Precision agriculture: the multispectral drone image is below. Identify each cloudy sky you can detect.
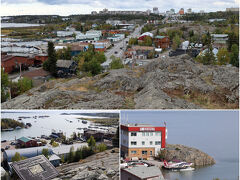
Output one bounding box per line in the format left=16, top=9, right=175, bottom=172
left=1, top=0, right=239, bottom=16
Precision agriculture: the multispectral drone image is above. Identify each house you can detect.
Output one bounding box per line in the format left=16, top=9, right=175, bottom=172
left=17, top=137, right=38, bottom=148
left=154, top=36, right=170, bottom=49
left=138, top=32, right=153, bottom=41
left=121, top=166, right=165, bottom=180
left=56, top=60, right=77, bottom=77
left=84, top=130, right=105, bottom=141
left=34, top=54, right=48, bottom=65
left=132, top=46, right=155, bottom=59
left=211, top=34, right=228, bottom=48
left=121, top=124, right=167, bottom=160
left=70, top=45, right=87, bottom=56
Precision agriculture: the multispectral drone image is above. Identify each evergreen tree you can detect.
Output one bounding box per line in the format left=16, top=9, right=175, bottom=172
left=1, top=68, right=9, bottom=102
left=87, top=136, right=96, bottom=151
left=112, top=126, right=119, bottom=147
left=230, top=44, right=239, bottom=67
left=42, top=148, right=49, bottom=159
left=44, top=42, right=57, bottom=76
left=217, top=47, right=230, bottom=65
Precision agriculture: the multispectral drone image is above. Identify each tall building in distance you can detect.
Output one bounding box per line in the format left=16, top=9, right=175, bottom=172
left=187, top=8, right=192, bottom=14
left=153, top=7, right=159, bottom=14
left=170, top=8, right=175, bottom=14
left=179, top=8, right=184, bottom=15
left=226, top=7, right=239, bottom=12
left=146, top=9, right=151, bottom=15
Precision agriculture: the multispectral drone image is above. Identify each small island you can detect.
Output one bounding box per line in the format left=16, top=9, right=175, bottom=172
left=1, top=118, right=25, bottom=131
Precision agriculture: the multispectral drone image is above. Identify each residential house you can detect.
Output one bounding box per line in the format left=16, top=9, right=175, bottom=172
left=70, top=45, right=87, bottom=56
left=56, top=60, right=77, bottom=77
left=49, top=154, right=61, bottom=167
left=138, top=32, right=153, bottom=41
left=132, top=46, right=155, bottom=59
left=154, top=36, right=170, bottom=49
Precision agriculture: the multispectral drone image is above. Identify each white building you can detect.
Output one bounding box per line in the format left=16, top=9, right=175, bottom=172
left=121, top=124, right=167, bottom=160
left=153, top=7, right=159, bottom=14
left=76, top=30, right=102, bottom=41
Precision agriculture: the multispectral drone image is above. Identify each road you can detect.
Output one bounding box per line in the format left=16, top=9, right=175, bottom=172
left=101, top=25, right=143, bottom=67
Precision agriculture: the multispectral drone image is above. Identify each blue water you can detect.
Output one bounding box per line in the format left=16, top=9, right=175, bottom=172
left=120, top=110, right=239, bottom=180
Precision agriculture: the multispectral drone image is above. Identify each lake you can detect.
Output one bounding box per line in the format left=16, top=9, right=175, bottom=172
left=1, top=110, right=119, bottom=141
left=121, top=110, right=239, bottom=180
left=1, top=23, right=45, bottom=28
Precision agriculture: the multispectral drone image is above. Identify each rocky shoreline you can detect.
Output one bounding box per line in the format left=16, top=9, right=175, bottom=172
left=160, top=144, right=216, bottom=166
left=2, top=54, right=238, bottom=109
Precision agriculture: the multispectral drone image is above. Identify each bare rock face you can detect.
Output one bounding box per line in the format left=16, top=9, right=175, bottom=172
left=2, top=54, right=239, bottom=109
left=162, top=144, right=216, bottom=166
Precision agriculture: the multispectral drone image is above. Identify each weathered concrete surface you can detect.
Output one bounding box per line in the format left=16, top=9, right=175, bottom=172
left=2, top=54, right=238, bottom=109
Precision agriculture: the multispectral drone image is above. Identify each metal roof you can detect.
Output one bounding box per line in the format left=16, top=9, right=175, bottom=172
left=18, top=136, right=33, bottom=143
left=11, top=155, right=59, bottom=180
left=52, top=143, right=88, bottom=155
left=49, top=154, right=61, bottom=161
left=122, top=166, right=164, bottom=179
left=155, top=35, right=166, bottom=39
left=4, top=146, right=53, bottom=162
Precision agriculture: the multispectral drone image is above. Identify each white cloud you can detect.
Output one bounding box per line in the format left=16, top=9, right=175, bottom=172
left=1, top=0, right=239, bottom=16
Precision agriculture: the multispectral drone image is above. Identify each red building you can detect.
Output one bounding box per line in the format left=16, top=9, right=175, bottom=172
left=34, top=54, right=48, bottom=65
left=121, top=124, right=167, bottom=160
left=179, top=8, right=184, bottom=15
left=154, top=36, right=170, bottom=49
left=1, top=54, right=34, bottom=73
left=17, top=137, right=38, bottom=148
left=138, top=32, right=153, bottom=41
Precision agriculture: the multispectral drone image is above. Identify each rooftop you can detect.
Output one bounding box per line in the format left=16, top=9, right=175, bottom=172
left=18, top=136, right=33, bottom=143
left=132, top=46, right=155, bottom=51
left=122, top=166, right=164, bottom=179
left=11, top=155, right=59, bottom=180
left=155, top=35, right=167, bottom=39
left=56, top=60, right=75, bottom=68
left=52, top=143, right=88, bottom=155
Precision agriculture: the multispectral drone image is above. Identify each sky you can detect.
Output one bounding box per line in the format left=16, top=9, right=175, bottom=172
left=1, top=0, right=239, bottom=16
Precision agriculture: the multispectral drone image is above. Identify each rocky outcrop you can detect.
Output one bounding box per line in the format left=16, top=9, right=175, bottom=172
left=162, top=144, right=215, bottom=166
left=2, top=54, right=238, bottom=109
left=54, top=148, right=119, bottom=180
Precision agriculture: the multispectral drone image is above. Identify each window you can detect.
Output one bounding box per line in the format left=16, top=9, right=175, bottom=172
left=155, top=141, right=161, bottom=145
left=150, top=132, right=153, bottom=136
left=131, top=141, right=137, bottom=145
left=131, top=132, right=137, bottom=136
left=146, top=132, right=149, bottom=136
left=131, top=151, right=137, bottom=154
left=142, top=132, right=145, bottom=136
left=142, top=151, right=147, bottom=155
left=150, top=151, right=152, bottom=155
left=150, top=141, right=153, bottom=145
left=142, top=141, right=145, bottom=145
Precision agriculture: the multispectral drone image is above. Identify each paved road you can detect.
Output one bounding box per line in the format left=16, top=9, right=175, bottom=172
left=101, top=25, right=143, bottom=67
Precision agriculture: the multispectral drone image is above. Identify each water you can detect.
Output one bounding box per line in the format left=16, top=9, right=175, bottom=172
left=1, top=23, right=45, bottom=28
left=121, top=110, right=239, bottom=180
left=1, top=110, right=118, bottom=141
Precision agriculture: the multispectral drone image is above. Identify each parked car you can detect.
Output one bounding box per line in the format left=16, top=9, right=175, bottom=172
left=114, top=51, right=118, bottom=54
left=5, top=146, right=10, bottom=150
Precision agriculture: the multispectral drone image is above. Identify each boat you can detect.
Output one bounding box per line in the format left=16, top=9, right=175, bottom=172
left=82, top=120, right=87, bottom=124
left=163, top=160, right=194, bottom=171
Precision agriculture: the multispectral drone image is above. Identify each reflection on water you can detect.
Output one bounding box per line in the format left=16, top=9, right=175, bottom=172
left=1, top=111, right=110, bottom=141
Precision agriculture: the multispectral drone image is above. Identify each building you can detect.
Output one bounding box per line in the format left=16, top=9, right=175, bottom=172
left=179, top=8, right=184, bottom=15
left=226, top=7, right=239, bottom=12
left=76, top=30, right=102, bottom=41
left=49, top=154, right=61, bottom=167
left=154, top=36, right=170, bottom=49
left=153, top=7, right=159, bottom=14
left=3, top=146, right=53, bottom=162
left=211, top=34, right=229, bottom=48
left=11, top=155, right=59, bottom=180
left=91, top=11, right=97, bottom=15
left=132, top=46, right=155, bottom=59
left=146, top=9, right=151, bottom=15
left=187, top=8, right=192, bottom=14
left=17, top=137, right=38, bottom=148
left=121, top=124, right=167, bottom=160
left=138, top=32, right=153, bottom=41
left=56, top=60, right=77, bottom=77
left=1, top=54, right=34, bottom=73
left=121, top=166, right=165, bottom=180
